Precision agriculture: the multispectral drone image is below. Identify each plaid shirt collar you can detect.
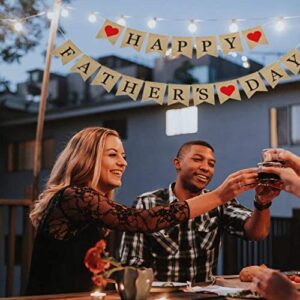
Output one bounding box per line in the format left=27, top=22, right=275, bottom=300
left=168, top=182, right=207, bottom=204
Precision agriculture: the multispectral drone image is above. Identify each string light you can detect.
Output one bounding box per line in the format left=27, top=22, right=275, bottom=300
left=117, top=15, right=126, bottom=26
left=243, top=61, right=250, bottom=68
left=46, top=10, right=54, bottom=20
left=1, top=9, right=300, bottom=38
left=88, top=12, right=97, bottom=23
left=229, top=19, right=239, bottom=33
left=188, top=20, right=197, bottom=33
left=275, top=17, right=285, bottom=31
left=230, top=52, right=238, bottom=58
left=241, top=55, right=248, bottom=62
left=61, top=7, right=69, bottom=18
left=14, top=21, right=23, bottom=32
left=147, top=17, right=157, bottom=29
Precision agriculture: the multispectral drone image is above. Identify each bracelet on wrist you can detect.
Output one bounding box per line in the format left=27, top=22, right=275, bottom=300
left=254, top=199, right=272, bottom=211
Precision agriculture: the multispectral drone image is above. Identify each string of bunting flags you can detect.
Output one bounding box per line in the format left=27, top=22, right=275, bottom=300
left=96, top=19, right=269, bottom=58
left=52, top=39, right=300, bottom=106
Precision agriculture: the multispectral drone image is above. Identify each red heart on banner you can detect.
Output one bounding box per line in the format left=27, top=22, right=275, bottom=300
left=220, top=85, right=235, bottom=96
left=247, top=31, right=262, bottom=43
left=104, top=25, right=119, bottom=37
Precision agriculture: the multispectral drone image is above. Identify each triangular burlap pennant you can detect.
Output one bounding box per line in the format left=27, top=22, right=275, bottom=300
left=168, top=84, right=191, bottom=106
left=192, top=84, right=215, bottom=105
left=172, top=37, right=193, bottom=58
left=70, top=55, right=101, bottom=81
left=215, top=80, right=241, bottom=104
left=146, top=33, right=169, bottom=56
left=260, top=62, right=290, bottom=88
left=242, top=26, right=268, bottom=50
left=91, top=66, right=121, bottom=92
left=219, top=32, right=243, bottom=55
left=195, top=36, right=218, bottom=58
left=116, top=75, right=144, bottom=100
left=141, top=81, right=167, bottom=105
left=279, top=48, right=300, bottom=75
left=52, top=39, right=82, bottom=65
left=239, top=72, right=268, bottom=98
left=96, top=19, right=124, bottom=45
left=120, top=28, right=147, bottom=52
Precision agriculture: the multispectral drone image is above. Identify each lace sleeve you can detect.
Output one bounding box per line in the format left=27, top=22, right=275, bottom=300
left=60, top=186, right=190, bottom=233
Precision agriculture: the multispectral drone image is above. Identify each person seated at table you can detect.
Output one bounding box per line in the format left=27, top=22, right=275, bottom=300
left=120, top=140, right=280, bottom=283
left=262, top=148, right=300, bottom=198
left=26, top=127, right=259, bottom=296
left=253, top=268, right=300, bottom=300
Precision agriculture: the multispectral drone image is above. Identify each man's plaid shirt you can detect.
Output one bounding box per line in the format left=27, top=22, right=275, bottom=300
left=120, top=183, right=252, bottom=283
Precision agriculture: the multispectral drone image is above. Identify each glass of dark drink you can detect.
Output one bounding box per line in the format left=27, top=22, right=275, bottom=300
left=257, top=161, right=282, bottom=184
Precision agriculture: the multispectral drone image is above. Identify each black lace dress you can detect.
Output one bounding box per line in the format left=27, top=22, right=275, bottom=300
left=26, top=186, right=189, bottom=295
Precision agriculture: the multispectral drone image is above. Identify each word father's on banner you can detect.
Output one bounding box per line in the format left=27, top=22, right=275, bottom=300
left=52, top=39, right=300, bottom=106
left=96, top=19, right=269, bottom=58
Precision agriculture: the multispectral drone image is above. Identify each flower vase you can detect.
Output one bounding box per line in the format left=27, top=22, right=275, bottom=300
left=114, top=267, right=153, bottom=300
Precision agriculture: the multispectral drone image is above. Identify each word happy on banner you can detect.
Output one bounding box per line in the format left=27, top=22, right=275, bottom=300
left=96, top=19, right=269, bottom=58
left=52, top=40, right=300, bottom=106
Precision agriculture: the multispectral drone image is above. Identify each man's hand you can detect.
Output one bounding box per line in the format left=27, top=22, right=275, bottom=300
left=255, top=184, right=280, bottom=205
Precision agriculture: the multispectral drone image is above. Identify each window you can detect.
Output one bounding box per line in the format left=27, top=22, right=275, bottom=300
left=270, top=104, right=300, bottom=146
left=103, top=118, right=127, bottom=139
left=291, top=105, right=300, bottom=144
left=7, top=138, right=55, bottom=172
left=166, top=107, right=198, bottom=136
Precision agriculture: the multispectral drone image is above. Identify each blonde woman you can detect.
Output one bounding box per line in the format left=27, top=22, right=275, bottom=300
left=27, top=127, right=258, bottom=295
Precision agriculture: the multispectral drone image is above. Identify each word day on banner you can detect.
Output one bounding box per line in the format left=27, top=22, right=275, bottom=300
left=96, top=19, right=269, bottom=58
left=52, top=40, right=300, bottom=107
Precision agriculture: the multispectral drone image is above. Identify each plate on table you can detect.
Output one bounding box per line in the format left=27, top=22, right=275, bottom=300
left=151, top=281, right=187, bottom=292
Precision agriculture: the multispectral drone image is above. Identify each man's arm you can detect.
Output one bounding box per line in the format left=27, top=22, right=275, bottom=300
left=244, top=185, right=280, bottom=240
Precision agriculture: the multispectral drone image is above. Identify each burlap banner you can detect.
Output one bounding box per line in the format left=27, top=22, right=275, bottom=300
left=53, top=40, right=300, bottom=106
left=96, top=19, right=270, bottom=58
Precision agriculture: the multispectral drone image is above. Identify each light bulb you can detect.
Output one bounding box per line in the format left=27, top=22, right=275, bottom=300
left=47, top=10, right=54, bottom=20
left=14, top=21, right=23, bottom=32
left=188, top=21, right=197, bottom=33
left=243, top=61, right=250, bottom=68
left=88, top=13, right=97, bottom=23
left=147, top=18, right=157, bottom=29
left=61, top=8, right=69, bottom=18
left=241, top=55, right=248, bottom=62
left=117, top=16, right=126, bottom=26
left=229, top=20, right=239, bottom=33
left=275, top=18, right=285, bottom=32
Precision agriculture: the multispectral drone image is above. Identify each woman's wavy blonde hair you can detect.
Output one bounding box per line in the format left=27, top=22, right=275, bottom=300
left=30, top=127, right=119, bottom=228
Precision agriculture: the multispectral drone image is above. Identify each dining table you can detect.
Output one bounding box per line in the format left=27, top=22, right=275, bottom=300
left=0, top=291, right=248, bottom=300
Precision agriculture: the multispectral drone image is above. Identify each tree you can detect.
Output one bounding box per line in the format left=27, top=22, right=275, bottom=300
left=0, top=0, right=69, bottom=86
left=1, top=0, right=48, bottom=63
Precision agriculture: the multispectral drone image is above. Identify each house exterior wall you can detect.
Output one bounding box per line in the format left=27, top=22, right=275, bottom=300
left=1, top=81, right=300, bottom=217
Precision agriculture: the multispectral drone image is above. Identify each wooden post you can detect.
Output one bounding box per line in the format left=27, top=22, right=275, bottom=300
left=32, top=0, right=62, bottom=201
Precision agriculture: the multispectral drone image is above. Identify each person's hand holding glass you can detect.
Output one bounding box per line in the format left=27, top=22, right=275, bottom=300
left=259, top=148, right=300, bottom=198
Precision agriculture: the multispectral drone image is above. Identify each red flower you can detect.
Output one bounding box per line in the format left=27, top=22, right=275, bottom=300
left=84, top=246, right=110, bottom=274
left=92, top=274, right=108, bottom=287
left=85, top=239, right=123, bottom=287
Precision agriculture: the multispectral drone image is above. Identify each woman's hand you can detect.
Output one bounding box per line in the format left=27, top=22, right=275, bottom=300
left=214, top=168, right=259, bottom=204
left=261, top=166, right=300, bottom=198
left=252, top=269, right=300, bottom=300
left=263, top=149, right=300, bottom=176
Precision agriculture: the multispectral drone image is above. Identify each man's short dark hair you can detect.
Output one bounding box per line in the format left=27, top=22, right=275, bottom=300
left=176, top=140, right=215, bottom=159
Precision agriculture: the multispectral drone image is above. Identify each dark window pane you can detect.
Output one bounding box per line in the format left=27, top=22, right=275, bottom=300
left=276, top=107, right=289, bottom=146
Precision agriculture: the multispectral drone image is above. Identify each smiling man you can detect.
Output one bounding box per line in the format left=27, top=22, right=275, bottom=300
left=120, top=140, right=279, bottom=283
